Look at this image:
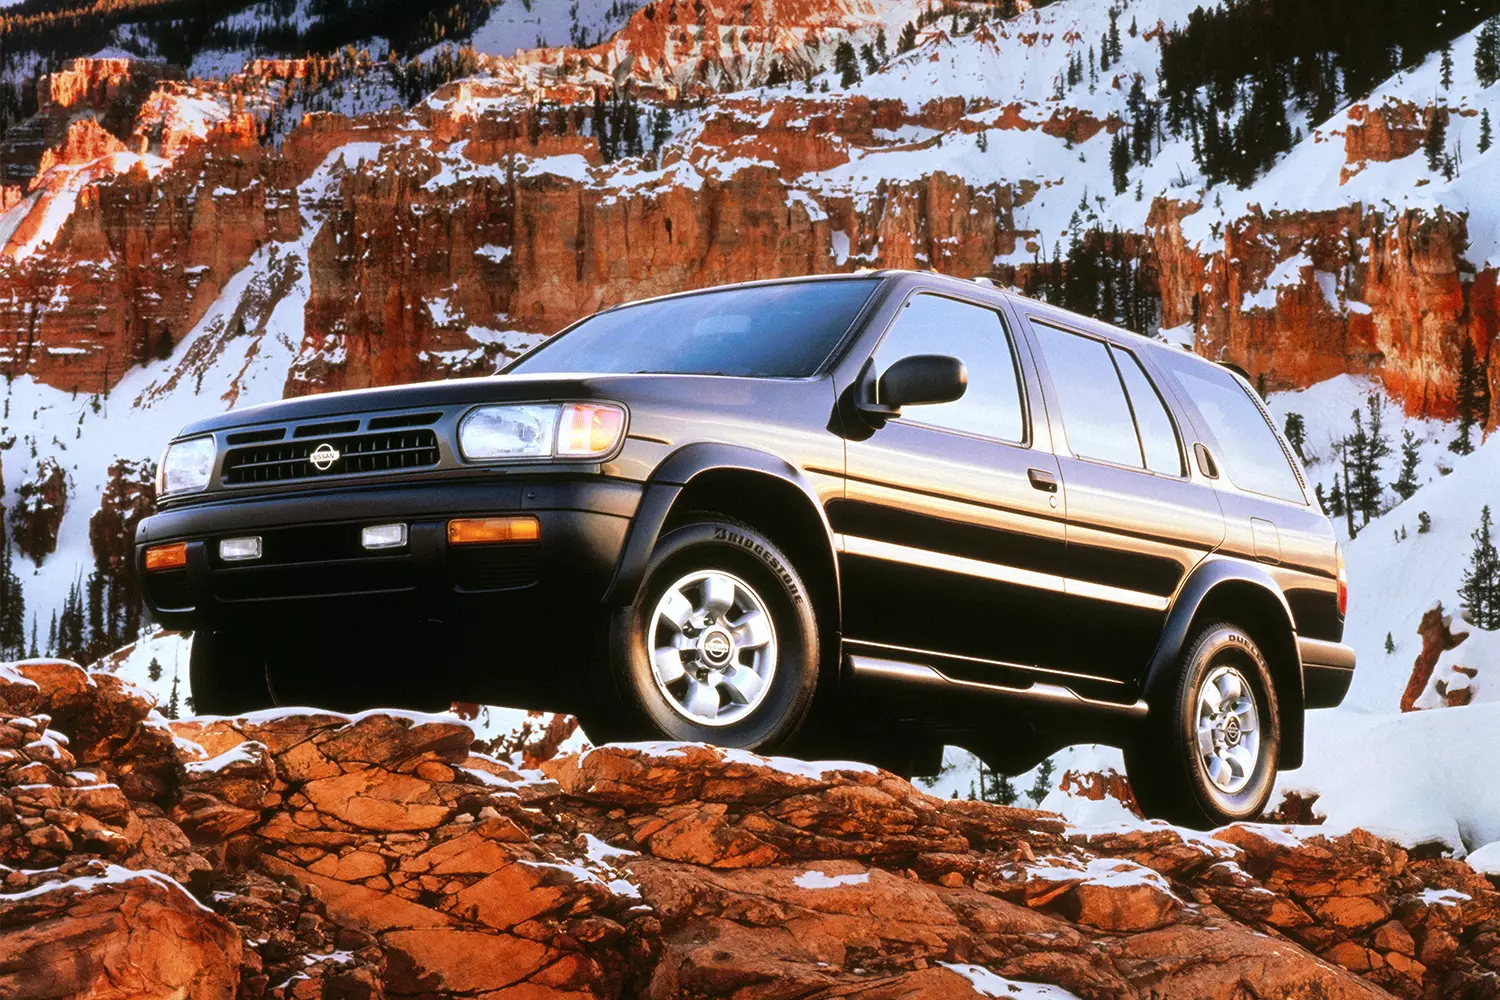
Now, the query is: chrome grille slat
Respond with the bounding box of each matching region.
[222,428,440,485]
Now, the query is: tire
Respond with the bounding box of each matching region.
[188,631,275,717]
[1124,621,1281,829]
[590,517,821,751]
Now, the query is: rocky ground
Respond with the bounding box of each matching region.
[1,658,1498,1000]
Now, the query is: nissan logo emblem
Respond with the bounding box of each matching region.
[310,443,341,471]
[702,631,732,663]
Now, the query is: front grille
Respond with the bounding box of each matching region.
[222,429,440,485]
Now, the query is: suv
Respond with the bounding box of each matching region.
[136,271,1353,827]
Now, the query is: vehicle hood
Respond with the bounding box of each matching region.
[173,372,808,438]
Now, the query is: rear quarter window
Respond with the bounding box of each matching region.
[1159,353,1305,504]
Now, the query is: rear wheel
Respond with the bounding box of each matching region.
[1124,621,1281,829]
[585,517,820,751]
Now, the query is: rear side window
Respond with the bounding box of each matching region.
[1112,347,1184,476]
[1159,353,1306,504]
[872,294,1025,443]
[1031,323,1143,468]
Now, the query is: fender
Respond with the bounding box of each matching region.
[602,442,842,611]
[1142,555,1306,768]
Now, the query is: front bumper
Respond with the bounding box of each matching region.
[135,476,641,639]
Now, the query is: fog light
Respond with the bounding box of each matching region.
[447,516,540,545]
[362,523,408,550]
[144,542,188,572]
[219,536,262,562]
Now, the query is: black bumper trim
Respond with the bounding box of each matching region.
[1299,636,1356,709]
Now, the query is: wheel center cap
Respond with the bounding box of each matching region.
[1222,716,1240,746]
[700,629,734,666]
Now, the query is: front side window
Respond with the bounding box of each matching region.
[871,294,1025,442]
[1159,353,1306,504]
[508,278,882,378]
[1031,323,1143,468]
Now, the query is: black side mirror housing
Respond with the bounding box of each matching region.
[863,354,967,417]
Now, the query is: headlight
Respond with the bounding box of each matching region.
[458,403,626,461]
[159,436,216,495]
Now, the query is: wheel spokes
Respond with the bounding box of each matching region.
[733,610,773,649]
[653,647,687,686]
[720,665,764,706]
[684,678,720,720]
[659,588,695,630]
[701,574,736,617]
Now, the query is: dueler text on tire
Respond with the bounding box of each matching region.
[599,517,821,750]
[1125,621,1281,829]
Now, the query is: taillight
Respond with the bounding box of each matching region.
[1335,542,1348,618]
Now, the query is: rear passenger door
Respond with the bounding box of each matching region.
[1021,315,1225,684]
[838,291,1072,680]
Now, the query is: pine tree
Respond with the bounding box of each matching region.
[1385,632,1395,654]
[1315,482,1328,510]
[165,671,181,721]
[148,657,162,683]
[1483,110,1494,155]
[860,42,878,76]
[897,21,917,53]
[1027,756,1055,806]
[0,533,25,661]
[1283,412,1307,461]
[1109,131,1129,195]
[650,106,671,157]
[835,40,861,87]
[1419,510,1432,534]
[1441,44,1454,89]
[875,27,888,60]
[1460,505,1500,628]
[1394,427,1420,500]
[1478,17,1500,88]
[1426,112,1448,174]
[1451,337,1486,455]
[26,613,37,659]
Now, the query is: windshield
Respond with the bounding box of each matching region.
[507,278,883,378]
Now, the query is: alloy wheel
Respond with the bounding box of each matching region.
[648,570,778,726]
[1195,663,1261,795]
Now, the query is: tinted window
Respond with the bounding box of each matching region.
[1032,323,1141,467]
[509,279,880,378]
[872,294,1024,442]
[1159,353,1305,503]
[1113,346,1184,476]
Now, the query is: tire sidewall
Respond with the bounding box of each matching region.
[609,519,820,749]
[1173,624,1280,824]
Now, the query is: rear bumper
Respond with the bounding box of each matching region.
[1299,636,1356,709]
[135,477,641,641]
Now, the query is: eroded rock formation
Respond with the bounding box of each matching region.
[1,658,1497,1000]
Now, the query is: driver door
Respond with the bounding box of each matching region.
[836,292,1072,679]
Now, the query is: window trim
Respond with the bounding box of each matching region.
[1028,318,1190,481]
[867,290,1033,449]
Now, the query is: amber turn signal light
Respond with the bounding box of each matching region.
[447,516,540,545]
[144,542,189,572]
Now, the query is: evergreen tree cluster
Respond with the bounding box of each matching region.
[0,529,25,661]
[1337,393,1392,531]
[1024,226,1161,335]
[589,87,653,163]
[1159,0,1500,187]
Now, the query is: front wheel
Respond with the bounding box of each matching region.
[587,517,821,751]
[1124,622,1281,829]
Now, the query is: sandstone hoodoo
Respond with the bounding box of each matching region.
[1,658,1498,1000]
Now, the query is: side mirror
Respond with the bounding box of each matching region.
[869,355,967,416]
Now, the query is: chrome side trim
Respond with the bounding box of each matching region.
[1297,636,1356,671]
[838,533,1170,611]
[848,655,1149,718]
[845,637,1126,685]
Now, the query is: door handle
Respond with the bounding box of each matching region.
[1027,468,1058,493]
